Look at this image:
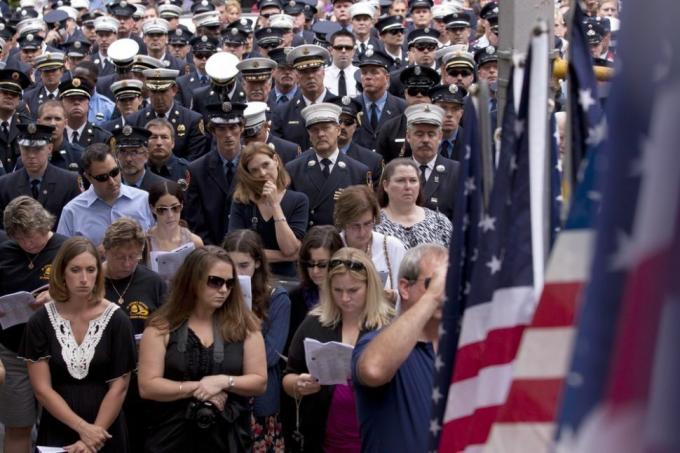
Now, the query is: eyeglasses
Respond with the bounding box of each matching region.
[303,260,329,269]
[259,42,280,50]
[409,277,431,289]
[448,69,473,78]
[206,275,235,290]
[339,118,355,127]
[407,86,430,97]
[387,29,404,35]
[89,167,121,182]
[117,148,146,157]
[414,43,437,52]
[329,259,366,272]
[332,45,354,52]
[154,204,182,215]
[193,52,213,59]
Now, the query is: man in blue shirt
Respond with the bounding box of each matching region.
[352,243,448,452]
[57,143,154,245]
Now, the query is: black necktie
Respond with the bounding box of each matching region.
[419,164,428,182]
[156,112,165,119]
[338,69,347,96]
[1,121,8,140]
[47,92,54,100]
[200,75,207,85]
[360,43,366,55]
[321,158,332,178]
[225,161,234,186]
[279,94,289,104]
[370,103,378,130]
[71,130,79,144]
[31,179,40,199]
[440,141,451,159]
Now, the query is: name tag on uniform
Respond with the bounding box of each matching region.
[288,121,300,124]
[394,138,405,143]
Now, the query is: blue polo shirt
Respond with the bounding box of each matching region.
[352,329,435,453]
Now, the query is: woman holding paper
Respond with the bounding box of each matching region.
[0,196,67,453]
[282,248,394,453]
[138,246,267,452]
[147,180,204,253]
[228,142,309,278]
[223,229,291,452]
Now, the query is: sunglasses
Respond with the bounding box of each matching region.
[154,204,182,215]
[448,69,472,78]
[387,29,404,35]
[329,259,366,272]
[90,167,121,182]
[414,43,437,52]
[260,42,280,50]
[332,45,354,52]
[206,275,235,290]
[117,148,145,157]
[193,52,213,59]
[407,86,430,97]
[339,118,355,127]
[303,260,329,269]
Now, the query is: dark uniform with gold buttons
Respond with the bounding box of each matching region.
[58,77,113,148]
[23,51,67,118]
[0,69,32,172]
[285,102,370,227]
[101,79,145,132]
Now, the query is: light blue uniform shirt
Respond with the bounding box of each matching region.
[362,91,388,121]
[57,184,155,245]
[88,89,115,126]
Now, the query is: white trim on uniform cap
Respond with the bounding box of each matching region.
[301,103,342,127]
[244,101,269,128]
[350,2,375,19]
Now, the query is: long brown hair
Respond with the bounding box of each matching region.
[233,142,291,203]
[50,237,105,304]
[222,230,271,320]
[148,246,258,342]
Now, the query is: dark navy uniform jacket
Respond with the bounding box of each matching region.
[15,141,84,174]
[148,153,191,187]
[420,154,460,220]
[344,142,383,185]
[64,122,112,148]
[191,82,247,124]
[0,163,81,227]
[270,90,335,153]
[126,104,208,161]
[267,134,301,164]
[285,149,370,227]
[24,85,61,118]
[352,93,406,152]
[0,111,32,172]
[124,169,171,193]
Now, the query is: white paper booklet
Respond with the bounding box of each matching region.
[303,338,354,385]
[149,242,195,281]
[0,291,36,329]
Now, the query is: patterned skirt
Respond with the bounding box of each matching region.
[251,412,285,453]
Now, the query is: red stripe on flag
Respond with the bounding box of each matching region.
[531,281,583,327]
[452,325,526,382]
[494,378,564,422]
[440,405,501,452]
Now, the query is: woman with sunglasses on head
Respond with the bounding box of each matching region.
[282,248,394,453]
[19,237,137,453]
[147,181,204,254]
[222,229,290,452]
[228,142,309,278]
[138,246,267,453]
[375,158,452,249]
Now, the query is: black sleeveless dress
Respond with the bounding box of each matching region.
[144,324,252,453]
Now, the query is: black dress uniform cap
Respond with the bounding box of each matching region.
[206,101,247,124]
[33,51,66,71]
[205,51,240,85]
[311,21,342,47]
[59,77,93,98]
[409,0,433,12]
[191,0,215,15]
[479,1,499,21]
[301,0,318,20]
[583,18,606,45]
[286,44,331,69]
[225,18,253,36]
[375,15,405,34]
[0,69,31,95]
[63,38,92,57]
[0,22,17,41]
[429,83,468,105]
[255,26,284,48]
[190,34,219,52]
[112,125,152,148]
[222,24,248,44]
[258,0,283,10]
[107,38,140,69]
[444,11,471,29]
[16,123,55,147]
[47,0,70,9]
[400,64,440,88]
[79,12,98,27]
[284,0,305,15]
[108,0,136,17]
[168,25,193,45]
[475,45,497,67]
[17,32,44,49]
[268,47,293,67]
[407,27,441,47]
[356,48,393,70]
[327,95,362,120]
[237,58,277,82]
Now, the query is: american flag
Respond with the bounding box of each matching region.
[482,3,606,450]
[432,24,560,452]
[555,2,680,451]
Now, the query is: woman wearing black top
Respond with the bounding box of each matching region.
[228,142,309,278]
[0,196,67,453]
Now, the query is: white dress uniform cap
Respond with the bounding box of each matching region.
[286,44,331,69]
[94,16,121,33]
[19,0,36,8]
[33,51,66,70]
[349,2,375,19]
[236,58,277,81]
[193,11,220,27]
[405,103,445,128]
[205,52,240,84]
[111,79,144,98]
[301,103,342,127]
[57,6,78,20]
[143,18,170,34]
[269,13,296,29]
[142,68,181,91]
[107,38,140,65]
[244,101,269,128]
[158,3,182,18]
[432,3,455,19]
[17,18,46,35]
[71,0,89,9]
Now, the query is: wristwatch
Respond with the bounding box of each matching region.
[227,375,235,390]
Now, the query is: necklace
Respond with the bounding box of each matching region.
[108,270,135,305]
[25,251,42,270]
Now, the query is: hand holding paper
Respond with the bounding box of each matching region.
[303,338,354,385]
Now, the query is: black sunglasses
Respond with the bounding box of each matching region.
[407,86,430,97]
[387,29,404,35]
[89,167,121,182]
[339,118,355,127]
[329,259,366,272]
[332,45,354,51]
[303,260,329,269]
[193,52,213,59]
[260,42,280,50]
[414,43,437,52]
[448,69,472,78]
[206,275,235,290]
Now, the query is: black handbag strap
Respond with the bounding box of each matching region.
[176,319,224,364]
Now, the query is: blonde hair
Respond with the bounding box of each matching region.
[225,0,241,14]
[311,247,394,329]
[233,142,291,203]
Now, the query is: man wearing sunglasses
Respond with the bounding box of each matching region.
[376,64,438,162]
[352,243,448,453]
[441,47,476,89]
[324,29,359,98]
[112,124,170,192]
[376,15,407,72]
[57,143,155,245]
[388,27,441,99]
[258,0,283,28]
[175,35,218,102]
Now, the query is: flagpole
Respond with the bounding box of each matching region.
[561,2,577,222]
[472,80,495,211]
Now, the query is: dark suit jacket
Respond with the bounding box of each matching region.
[64,122,112,148]
[345,142,383,185]
[285,150,370,227]
[0,111,32,172]
[24,85,60,118]
[0,164,81,227]
[267,134,301,164]
[270,90,335,152]
[375,114,408,163]
[101,116,126,133]
[125,169,170,193]
[352,92,406,152]
[191,82,248,124]
[420,154,460,220]
[126,104,208,161]
[184,149,237,245]
[95,73,119,102]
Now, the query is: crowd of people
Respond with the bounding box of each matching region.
[0,0,619,451]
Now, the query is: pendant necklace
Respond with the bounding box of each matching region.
[26,251,42,270]
[109,271,135,305]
